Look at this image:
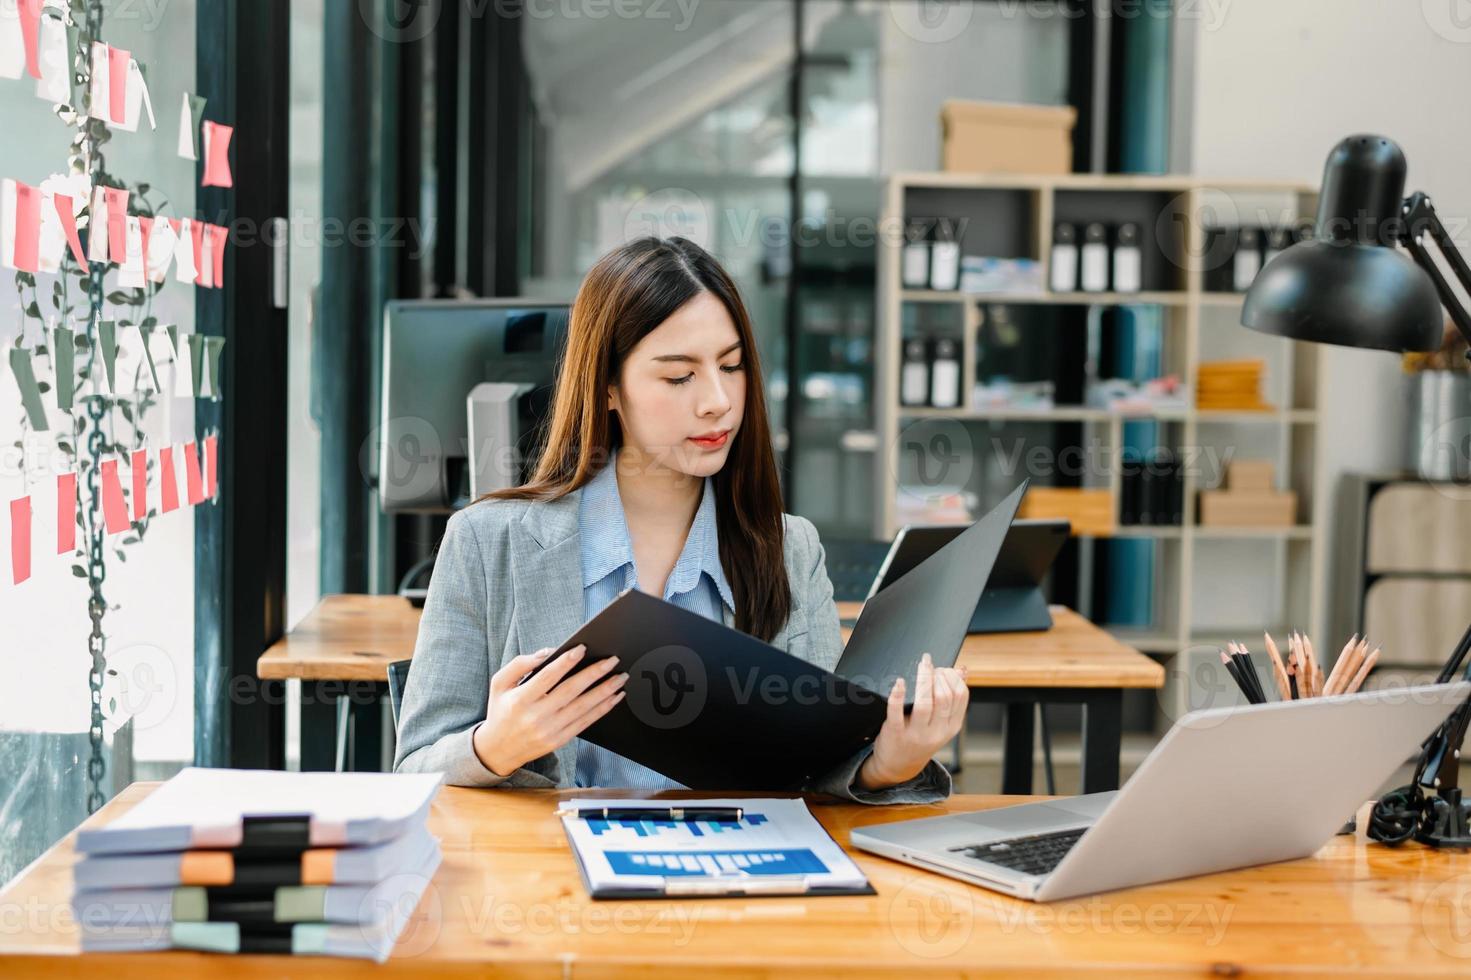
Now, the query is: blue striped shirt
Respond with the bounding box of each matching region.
[575,454,735,790]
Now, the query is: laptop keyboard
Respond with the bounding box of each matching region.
[949,827,1087,877]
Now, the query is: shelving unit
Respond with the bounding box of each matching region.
[874,172,1329,685]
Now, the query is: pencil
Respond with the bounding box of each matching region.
[1287,655,1300,700]
[1232,642,1267,703]
[1263,633,1291,701]
[1301,633,1322,697]
[1346,647,1379,694]
[1323,634,1358,696]
[1221,650,1256,703]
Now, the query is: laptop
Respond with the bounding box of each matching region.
[851,682,1471,901]
[855,519,1070,634]
[522,481,1031,791]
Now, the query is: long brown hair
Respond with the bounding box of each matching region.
[487,236,792,641]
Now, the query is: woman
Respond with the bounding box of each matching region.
[394,236,965,802]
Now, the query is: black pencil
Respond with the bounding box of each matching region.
[1221,650,1259,704]
[1232,643,1268,703]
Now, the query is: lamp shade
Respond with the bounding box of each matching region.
[1241,135,1443,353]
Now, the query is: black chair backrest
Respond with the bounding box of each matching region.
[387,659,412,733]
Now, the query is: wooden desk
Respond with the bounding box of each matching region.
[7,783,1471,976]
[839,602,1161,794]
[260,596,1163,792]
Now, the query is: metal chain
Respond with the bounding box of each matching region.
[81,0,108,816]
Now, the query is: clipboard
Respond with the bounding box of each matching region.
[526,482,1028,791]
[558,798,876,900]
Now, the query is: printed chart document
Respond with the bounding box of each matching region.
[560,797,873,899]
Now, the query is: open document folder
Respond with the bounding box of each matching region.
[559,797,873,899]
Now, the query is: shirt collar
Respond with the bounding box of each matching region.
[577,452,734,612]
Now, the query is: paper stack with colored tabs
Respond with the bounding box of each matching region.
[69,768,443,962]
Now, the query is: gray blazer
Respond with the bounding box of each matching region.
[393,489,951,804]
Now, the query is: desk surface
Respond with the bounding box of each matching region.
[258,595,1163,691]
[5,782,1471,976]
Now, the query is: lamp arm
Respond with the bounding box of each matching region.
[1398,192,1471,353]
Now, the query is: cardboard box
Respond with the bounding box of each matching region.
[940,100,1076,175]
[1227,459,1275,492]
[1018,487,1114,537]
[1198,490,1297,527]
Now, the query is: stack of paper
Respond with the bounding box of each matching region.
[1197,359,1272,411]
[70,768,443,962]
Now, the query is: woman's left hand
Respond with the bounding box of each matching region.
[857,653,968,791]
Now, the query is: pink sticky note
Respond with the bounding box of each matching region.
[190,220,205,286]
[159,445,179,513]
[10,496,31,585]
[138,216,153,281]
[130,448,148,521]
[108,45,130,124]
[57,471,77,555]
[204,434,218,499]
[99,458,130,534]
[202,121,234,188]
[183,441,204,505]
[53,193,87,267]
[208,223,227,289]
[19,0,43,80]
[12,180,41,274]
[104,187,129,266]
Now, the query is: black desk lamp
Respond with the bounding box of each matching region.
[1241,134,1471,848]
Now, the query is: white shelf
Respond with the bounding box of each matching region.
[876,171,1328,746]
[1193,525,1314,540]
[901,289,1191,307]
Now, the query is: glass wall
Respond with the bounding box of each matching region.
[520,0,1071,535]
[0,0,199,885]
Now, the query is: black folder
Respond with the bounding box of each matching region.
[528,482,1028,791]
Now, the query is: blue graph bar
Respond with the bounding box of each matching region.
[605,848,828,877]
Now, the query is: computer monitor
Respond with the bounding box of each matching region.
[379,299,570,513]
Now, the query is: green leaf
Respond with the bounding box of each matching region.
[37,381,50,393]
[25,301,40,318]
[135,183,150,196]
[114,549,127,563]
[71,565,86,578]
[121,535,139,545]
[106,291,128,304]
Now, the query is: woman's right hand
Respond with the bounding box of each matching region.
[471,644,629,777]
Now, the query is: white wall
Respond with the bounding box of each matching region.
[1186,0,1471,633]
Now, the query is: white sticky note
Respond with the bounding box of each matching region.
[143,324,175,393]
[88,41,109,120]
[36,186,65,273]
[172,332,195,399]
[172,219,196,284]
[117,214,145,288]
[34,12,69,103]
[196,225,215,289]
[87,184,109,263]
[113,322,144,395]
[1,178,18,269]
[145,217,175,282]
[117,59,156,132]
[0,3,24,80]
[177,92,196,159]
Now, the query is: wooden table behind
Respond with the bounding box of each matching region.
[4,782,1471,976]
[259,595,1164,692]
